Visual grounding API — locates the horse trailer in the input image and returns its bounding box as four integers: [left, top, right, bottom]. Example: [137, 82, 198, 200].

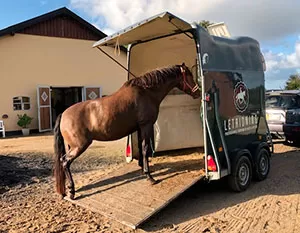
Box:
[66, 11, 273, 229]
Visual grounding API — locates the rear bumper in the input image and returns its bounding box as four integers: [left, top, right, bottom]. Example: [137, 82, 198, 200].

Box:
[283, 123, 300, 140]
[267, 123, 284, 135]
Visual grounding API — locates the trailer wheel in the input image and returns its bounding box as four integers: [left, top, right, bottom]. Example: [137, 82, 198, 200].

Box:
[228, 155, 252, 192]
[253, 148, 270, 181]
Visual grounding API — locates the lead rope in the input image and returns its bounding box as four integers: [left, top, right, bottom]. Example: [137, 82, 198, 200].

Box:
[180, 66, 187, 91]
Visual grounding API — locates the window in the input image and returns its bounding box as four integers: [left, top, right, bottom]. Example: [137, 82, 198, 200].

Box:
[13, 96, 30, 110]
[266, 95, 300, 109]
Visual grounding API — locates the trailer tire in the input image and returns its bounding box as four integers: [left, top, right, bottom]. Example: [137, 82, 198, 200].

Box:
[228, 155, 252, 192]
[253, 148, 270, 181]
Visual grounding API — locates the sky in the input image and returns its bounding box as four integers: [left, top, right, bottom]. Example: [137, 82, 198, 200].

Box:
[1, 0, 300, 90]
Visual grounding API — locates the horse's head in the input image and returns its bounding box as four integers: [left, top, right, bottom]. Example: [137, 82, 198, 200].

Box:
[177, 63, 201, 99]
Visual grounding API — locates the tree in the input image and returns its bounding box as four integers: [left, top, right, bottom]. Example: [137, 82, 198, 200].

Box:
[198, 20, 214, 30]
[284, 74, 300, 90]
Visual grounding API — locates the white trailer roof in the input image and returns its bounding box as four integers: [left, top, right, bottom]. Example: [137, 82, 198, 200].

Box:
[92, 11, 193, 48]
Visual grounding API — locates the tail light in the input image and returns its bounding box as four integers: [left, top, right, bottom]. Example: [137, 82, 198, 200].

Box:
[126, 144, 131, 156]
[125, 144, 133, 163]
[207, 155, 217, 171]
[292, 127, 300, 132]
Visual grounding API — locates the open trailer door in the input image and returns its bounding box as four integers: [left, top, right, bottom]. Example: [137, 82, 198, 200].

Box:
[37, 86, 52, 132]
[92, 12, 192, 49]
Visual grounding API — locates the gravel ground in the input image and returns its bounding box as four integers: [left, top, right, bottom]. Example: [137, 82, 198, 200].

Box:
[1, 135, 300, 233]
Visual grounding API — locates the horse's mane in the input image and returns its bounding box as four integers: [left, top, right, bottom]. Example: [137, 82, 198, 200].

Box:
[125, 65, 180, 89]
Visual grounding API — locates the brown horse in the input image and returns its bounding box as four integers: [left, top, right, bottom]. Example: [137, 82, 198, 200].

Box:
[54, 63, 201, 199]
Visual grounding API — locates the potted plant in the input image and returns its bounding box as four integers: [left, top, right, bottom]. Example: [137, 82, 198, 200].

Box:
[17, 113, 33, 136]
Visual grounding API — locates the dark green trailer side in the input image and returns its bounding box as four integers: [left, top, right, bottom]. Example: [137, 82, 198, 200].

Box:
[194, 24, 273, 189]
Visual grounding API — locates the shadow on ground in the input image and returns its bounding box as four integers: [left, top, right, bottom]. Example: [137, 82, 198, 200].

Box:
[0, 154, 52, 193]
[0, 150, 124, 194]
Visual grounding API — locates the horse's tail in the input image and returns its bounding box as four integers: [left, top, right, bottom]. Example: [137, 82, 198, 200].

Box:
[53, 113, 66, 196]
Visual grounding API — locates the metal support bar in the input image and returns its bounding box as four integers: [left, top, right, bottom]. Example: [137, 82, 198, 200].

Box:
[195, 47, 208, 177]
[168, 16, 193, 39]
[213, 90, 231, 174]
[96, 47, 137, 78]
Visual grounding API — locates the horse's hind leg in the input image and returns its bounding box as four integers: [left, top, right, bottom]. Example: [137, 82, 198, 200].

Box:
[140, 124, 159, 185]
[62, 143, 91, 199]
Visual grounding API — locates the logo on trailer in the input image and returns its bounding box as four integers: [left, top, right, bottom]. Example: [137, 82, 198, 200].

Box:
[202, 53, 209, 65]
[233, 81, 249, 112]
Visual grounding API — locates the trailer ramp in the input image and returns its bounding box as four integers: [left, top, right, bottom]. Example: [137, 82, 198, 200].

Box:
[66, 151, 205, 229]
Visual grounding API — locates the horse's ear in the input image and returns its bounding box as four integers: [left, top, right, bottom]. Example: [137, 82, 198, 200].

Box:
[181, 62, 185, 67]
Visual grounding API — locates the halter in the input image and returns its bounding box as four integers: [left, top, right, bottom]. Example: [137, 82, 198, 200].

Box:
[180, 66, 199, 93]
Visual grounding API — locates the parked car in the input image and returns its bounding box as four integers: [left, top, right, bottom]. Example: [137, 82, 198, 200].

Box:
[265, 90, 300, 140]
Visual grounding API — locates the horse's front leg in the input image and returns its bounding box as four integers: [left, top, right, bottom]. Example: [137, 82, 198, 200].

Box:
[137, 128, 144, 170]
[140, 125, 159, 185]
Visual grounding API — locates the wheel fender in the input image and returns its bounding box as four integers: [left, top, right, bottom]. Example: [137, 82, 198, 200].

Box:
[248, 142, 271, 157]
[230, 149, 253, 168]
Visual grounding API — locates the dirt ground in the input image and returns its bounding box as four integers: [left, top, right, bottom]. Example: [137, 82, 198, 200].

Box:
[1, 133, 300, 233]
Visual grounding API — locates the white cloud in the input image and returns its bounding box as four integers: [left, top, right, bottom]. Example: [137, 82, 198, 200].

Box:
[69, 0, 300, 89]
[263, 39, 300, 73]
[70, 0, 300, 42]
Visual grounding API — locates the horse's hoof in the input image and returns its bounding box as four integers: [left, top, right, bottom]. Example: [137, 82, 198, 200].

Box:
[151, 179, 160, 185]
[68, 193, 75, 200]
[147, 177, 160, 185]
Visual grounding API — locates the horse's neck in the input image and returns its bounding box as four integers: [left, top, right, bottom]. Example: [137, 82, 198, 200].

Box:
[148, 77, 179, 104]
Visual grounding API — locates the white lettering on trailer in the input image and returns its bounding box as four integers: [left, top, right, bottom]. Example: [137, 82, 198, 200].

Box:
[224, 114, 258, 136]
